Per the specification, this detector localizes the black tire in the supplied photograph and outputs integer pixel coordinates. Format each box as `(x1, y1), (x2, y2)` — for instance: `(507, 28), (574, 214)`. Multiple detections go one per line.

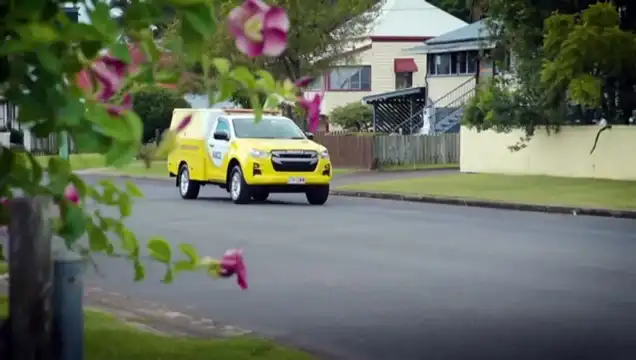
(229, 165), (251, 204)
(306, 185), (329, 205)
(251, 190), (270, 202)
(178, 163), (200, 200)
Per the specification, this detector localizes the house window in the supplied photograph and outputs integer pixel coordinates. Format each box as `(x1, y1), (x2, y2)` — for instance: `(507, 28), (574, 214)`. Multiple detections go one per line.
(428, 51), (480, 76)
(327, 66), (371, 91)
(307, 76), (325, 90)
(395, 72), (413, 89)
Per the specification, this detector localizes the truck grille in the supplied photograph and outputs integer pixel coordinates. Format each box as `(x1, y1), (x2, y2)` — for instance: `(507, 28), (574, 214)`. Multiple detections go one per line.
(271, 150), (318, 172)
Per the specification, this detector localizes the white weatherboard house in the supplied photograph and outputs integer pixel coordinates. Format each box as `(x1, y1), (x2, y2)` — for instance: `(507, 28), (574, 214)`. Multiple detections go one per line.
(304, 0), (467, 121)
(362, 18), (499, 134)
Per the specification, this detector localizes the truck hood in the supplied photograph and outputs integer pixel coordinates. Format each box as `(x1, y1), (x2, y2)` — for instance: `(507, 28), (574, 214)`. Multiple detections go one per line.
(235, 138), (324, 152)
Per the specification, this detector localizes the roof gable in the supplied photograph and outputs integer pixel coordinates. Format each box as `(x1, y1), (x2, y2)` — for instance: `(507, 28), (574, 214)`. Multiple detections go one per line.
(368, 0), (467, 38)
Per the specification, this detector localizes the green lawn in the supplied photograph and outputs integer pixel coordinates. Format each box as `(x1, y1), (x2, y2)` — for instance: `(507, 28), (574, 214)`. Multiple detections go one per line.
(35, 153), (107, 170)
(338, 173), (636, 210)
(0, 296), (312, 360)
(0, 262), (6, 275)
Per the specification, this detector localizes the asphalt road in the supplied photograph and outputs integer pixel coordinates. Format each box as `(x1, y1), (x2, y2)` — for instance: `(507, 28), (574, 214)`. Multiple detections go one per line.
(82, 175), (636, 360)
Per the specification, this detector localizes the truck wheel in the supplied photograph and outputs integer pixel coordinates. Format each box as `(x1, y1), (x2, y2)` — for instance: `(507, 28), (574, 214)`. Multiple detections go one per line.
(251, 190), (270, 202)
(178, 164), (200, 200)
(306, 185), (329, 205)
(229, 165), (251, 204)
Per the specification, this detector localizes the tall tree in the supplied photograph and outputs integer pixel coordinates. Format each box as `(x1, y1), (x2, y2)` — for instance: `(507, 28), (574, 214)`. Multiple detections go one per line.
(463, 0), (636, 146)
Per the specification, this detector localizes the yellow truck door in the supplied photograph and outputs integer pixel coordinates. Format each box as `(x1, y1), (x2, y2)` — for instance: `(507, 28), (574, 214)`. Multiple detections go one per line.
(206, 117), (231, 181)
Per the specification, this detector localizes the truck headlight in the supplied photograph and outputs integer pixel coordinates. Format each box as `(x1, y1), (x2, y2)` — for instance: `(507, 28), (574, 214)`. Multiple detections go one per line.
(250, 149), (269, 158)
(319, 149), (329, 159)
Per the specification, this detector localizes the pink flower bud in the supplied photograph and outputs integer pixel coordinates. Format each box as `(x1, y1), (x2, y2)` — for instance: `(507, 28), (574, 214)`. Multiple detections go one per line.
(64, 184), (80, 205)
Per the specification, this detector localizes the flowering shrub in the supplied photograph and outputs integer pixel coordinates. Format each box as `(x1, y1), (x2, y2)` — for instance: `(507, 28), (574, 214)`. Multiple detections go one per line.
(0, 0), (320, 289)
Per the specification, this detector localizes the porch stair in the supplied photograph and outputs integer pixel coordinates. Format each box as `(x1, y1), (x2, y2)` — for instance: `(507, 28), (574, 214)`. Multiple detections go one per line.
(417, 77), (476, 134)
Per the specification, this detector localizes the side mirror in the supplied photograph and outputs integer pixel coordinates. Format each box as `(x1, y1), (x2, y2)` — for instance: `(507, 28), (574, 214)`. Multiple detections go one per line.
(213, 131), (229, 141)
(304, 132), (314, 140)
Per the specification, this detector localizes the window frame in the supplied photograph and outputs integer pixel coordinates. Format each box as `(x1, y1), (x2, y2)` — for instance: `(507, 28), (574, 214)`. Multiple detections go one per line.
(395, 72), (413, 90)
(428, 50), (480, 76)
(326, 65), (372, 91)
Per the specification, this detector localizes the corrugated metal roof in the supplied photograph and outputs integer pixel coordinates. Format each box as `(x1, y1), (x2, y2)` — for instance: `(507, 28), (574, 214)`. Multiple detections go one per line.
(426, 19), (490, 44)
(403, 19), (494, 53)
(368, 0), (467, 37)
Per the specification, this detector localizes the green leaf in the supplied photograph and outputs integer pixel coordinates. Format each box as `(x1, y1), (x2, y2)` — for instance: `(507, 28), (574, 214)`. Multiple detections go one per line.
(250, 93), (264, 121)
(110, 43), (131, 64)
(57, 97), (85, 126)
(36, 47), (61, 73)
(118, 193), (132, 218)
(125, 180), (144, 198)
(58, 204), (88, 247)
(183, 5), (216, 37)
(256, 70), (276, 90)
(147, 236), (172, 264)
(179, 243), (199, 262)
(231, 66), (256, 88)
(85, 106), (134, 140)
(16, 23), (59, 43)
(47, 157), (71, 193)
(167, 0), (210, 5)
(104, 141), (137, 168)
(119, 228), (140, 257)
(162, 266), (175, 284)
(265, 94), (282, 109)
(88, 222), (109, 253)
(215, 78), (236, 103)
(122, 111), (143, 143)
(212, 58), (231, 74)
(99, 180), (119, 205)
(174, 260), (195, 272)
(0, 40), (34, 55)
(133, 259), (145, 281)
(89, 2), (118, 39)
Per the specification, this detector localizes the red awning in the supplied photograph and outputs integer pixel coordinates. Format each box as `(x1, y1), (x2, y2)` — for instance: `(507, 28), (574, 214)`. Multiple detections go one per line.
(394, 58), (418, 73)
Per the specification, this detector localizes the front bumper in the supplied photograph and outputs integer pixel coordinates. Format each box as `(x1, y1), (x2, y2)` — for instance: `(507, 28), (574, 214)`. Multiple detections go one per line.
(243, 157), (332, 185)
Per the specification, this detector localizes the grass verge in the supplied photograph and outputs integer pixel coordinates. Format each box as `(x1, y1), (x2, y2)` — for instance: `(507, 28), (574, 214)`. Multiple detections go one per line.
(35, 153), (107, 170)
(0, 262), (6, 275)
(377, 163), (459, 172)
(337, 173), (636, 210)
(0, 296), (312, 360)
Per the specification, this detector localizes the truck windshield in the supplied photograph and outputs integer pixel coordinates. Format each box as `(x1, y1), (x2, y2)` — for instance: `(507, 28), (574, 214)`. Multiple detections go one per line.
(232, 117), (307, 139)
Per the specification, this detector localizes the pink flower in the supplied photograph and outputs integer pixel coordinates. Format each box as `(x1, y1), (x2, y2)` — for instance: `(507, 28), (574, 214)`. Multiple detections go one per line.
(218, 249), (247, 290)
(228, 0), (289, 57)
(298, 93), (323, 132)
(294, 76), (314, 89)
(64, 184), (80, 205)
(176, 114), (192, 132)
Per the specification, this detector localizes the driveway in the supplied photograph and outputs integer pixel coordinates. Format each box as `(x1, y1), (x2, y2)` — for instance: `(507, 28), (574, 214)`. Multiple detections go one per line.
(82, 175), (636, 360)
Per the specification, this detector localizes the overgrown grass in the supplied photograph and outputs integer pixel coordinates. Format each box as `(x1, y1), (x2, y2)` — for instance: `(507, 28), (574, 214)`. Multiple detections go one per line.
(338, 173), (636, 210)
(0, 297), (313, 360)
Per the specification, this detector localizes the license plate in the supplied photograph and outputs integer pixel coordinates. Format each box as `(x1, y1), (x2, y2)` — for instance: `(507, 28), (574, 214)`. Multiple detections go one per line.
(287, 177), (306, 184)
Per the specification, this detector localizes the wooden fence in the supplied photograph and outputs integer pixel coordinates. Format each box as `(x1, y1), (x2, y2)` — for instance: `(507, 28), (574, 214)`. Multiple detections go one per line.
(314, 132), (375, 169)
(374, 133), (460, 166)
(314, 132), (460, 169)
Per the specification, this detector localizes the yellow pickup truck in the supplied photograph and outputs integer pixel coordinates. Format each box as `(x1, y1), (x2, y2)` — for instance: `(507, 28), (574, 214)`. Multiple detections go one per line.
(167, 108), (332, 205)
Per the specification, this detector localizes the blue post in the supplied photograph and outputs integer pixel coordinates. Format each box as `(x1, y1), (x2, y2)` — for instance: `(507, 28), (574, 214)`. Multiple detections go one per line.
(53, 245), (84, 360)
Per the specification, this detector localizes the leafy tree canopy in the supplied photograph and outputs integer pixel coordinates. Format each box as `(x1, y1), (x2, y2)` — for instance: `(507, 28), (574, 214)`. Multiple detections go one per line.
(463, 0), (636, 143)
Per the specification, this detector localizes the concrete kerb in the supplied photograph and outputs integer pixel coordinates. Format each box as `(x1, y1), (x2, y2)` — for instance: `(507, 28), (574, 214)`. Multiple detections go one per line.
(330, 190), (636, 220)
(77, 171), (636, 219)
